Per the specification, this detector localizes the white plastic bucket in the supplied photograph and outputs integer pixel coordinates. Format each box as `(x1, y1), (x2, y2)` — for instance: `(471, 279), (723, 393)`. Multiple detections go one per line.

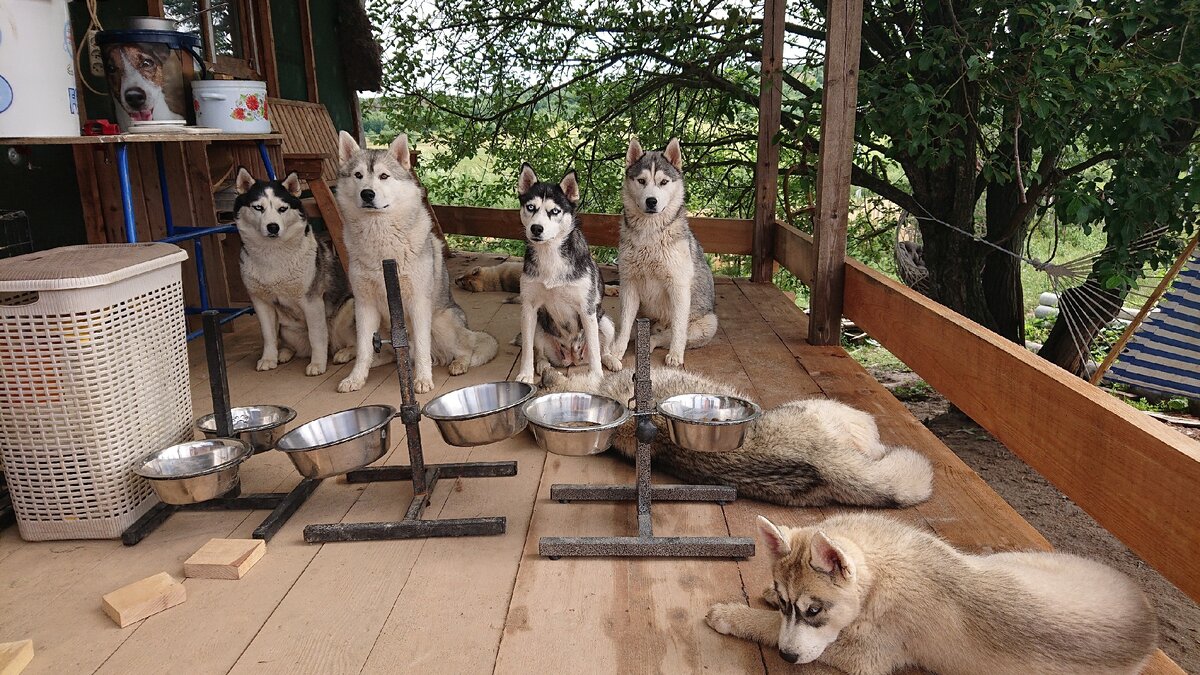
(0, 0), (80, 137)
(192, 80), (270, 133)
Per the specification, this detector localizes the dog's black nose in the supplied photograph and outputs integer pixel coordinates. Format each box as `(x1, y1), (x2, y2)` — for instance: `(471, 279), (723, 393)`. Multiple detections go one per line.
(645, 196), (658, 210)
(266, 223), (280, 236)
(779, 651), (801, 664)
(530, 224), (544, 238)
(124, 88), (147, 109)
(360, 188), (375, 203)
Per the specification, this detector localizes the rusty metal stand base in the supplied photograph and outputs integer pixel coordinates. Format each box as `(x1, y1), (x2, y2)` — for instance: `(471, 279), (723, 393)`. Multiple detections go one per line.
(302, 259), (514, 545)
(538, 320), (755, 560)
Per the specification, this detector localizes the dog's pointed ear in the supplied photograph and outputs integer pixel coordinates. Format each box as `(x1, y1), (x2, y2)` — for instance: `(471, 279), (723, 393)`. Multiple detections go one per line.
(560, 170), (580, 204)
(626, 136), (644, 167)
(664, 138), (683, 170)
(809, 531), (854, 580)
(756, 515), (791, 558)
(281, 172), (303, 198)
(518, 163), (538, 195)
(389, 133), (412, 171)
(235, 166), (255, 194)
(337, 130), (360, 164)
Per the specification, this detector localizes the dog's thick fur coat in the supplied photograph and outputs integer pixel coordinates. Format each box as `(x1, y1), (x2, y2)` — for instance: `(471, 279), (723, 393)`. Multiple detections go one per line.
(707, 513), (1158, 675)
(234, 168), (355, 376)
(541, 368), (932, 507)
(454, 261), (523, 294)
(609, 137), (718, 368)
(334, 131), (498, 393)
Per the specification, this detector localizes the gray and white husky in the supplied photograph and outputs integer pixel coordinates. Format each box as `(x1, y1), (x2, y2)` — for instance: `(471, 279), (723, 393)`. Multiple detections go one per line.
(233, 168), (356, 376)
(513, 164), (619, 383)
(541, 367), (932, 507)
(608, 137), (718, 368)
(708, 513), (1158, 675)
(334, 132), (498, 394)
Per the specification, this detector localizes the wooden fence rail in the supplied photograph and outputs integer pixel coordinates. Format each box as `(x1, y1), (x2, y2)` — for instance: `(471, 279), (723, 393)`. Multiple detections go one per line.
(773, 220), (1200, 603)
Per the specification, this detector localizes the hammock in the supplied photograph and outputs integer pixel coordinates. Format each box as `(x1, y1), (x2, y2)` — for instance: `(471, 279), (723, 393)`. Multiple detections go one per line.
(1101, 248), (1200, 400)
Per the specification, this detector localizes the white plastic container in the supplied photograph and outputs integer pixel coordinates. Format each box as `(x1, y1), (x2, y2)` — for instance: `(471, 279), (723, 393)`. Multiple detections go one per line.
(0, 0), (80, 137)
(0, 243), (191, 540)
(192, 80), (270, 133)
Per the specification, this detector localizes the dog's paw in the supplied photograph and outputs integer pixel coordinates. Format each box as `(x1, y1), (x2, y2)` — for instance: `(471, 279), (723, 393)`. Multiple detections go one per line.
(515, 371), (537, 386)
(503, 295), (521, 304)
(448, 359), (469, 376)
(540, 369), (567, 388)
(706, 604), (742, 636)
(332, 347), (355, 364)
(762, 586), (782, 609)
(337, 374), (365, 393)
(256, 357), (278, 372)
(305, 361), (327, 376)
(413, 376), (434, 394)
(603, 285), (619, 297)
(665, 351), (685, 367)
(602, 353), (623, 371)
(278, 348), (295, 364)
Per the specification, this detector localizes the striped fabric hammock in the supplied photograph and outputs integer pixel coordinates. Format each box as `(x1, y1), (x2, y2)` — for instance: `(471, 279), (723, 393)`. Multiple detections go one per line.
(1102, 248), (1200, 400)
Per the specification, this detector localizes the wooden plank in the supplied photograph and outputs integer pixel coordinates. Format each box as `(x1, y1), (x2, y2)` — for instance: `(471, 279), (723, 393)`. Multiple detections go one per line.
(0, 133), (281, 145)
(432, 204), (755, 255)
(101, 573), (187, 628)
(0, 640), (33, 675)
(183, 142), (234, 314)
(838, 256), (1200, 601)
(807, 0), (864, 345)
(253, 0), (280, 98)
(72, 146), (108, 244)
(773, 221), (815, 285)
(751, 0), (786, 282)
(183, 538), (266, 580)
(311, 179), (350, 274)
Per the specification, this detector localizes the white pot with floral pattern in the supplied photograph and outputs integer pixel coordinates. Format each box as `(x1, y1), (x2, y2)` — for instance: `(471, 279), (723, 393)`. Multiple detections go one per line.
(192, 80), (270, 133)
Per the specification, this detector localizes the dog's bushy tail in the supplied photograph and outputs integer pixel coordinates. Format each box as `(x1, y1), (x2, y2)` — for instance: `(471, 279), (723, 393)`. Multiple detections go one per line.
(859, 445), (934, 507)
(470, 330), (499, 367)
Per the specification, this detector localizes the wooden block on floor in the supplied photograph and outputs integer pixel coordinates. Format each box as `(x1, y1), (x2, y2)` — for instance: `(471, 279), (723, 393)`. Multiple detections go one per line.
(0, 640), (33, 675)
(102, 573), (187, 628)
(184, 538), (266, 580)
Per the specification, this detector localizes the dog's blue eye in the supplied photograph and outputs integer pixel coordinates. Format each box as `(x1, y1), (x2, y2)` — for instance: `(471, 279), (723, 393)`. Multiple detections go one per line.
(525, 204), (536, 212)
(253, 205), (264, 212)
(277, 206), (288, 213)
(805, 605), (821, 618)
(550, 208), (560, 216)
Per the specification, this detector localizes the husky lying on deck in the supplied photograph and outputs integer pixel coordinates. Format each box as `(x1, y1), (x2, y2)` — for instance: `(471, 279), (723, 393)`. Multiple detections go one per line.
(540, 367), (933, 508)
(707, 513), (1157, 675)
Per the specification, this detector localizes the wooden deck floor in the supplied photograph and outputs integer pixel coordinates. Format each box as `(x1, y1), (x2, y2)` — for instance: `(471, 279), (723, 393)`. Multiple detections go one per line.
(0, 252), (1182, 674)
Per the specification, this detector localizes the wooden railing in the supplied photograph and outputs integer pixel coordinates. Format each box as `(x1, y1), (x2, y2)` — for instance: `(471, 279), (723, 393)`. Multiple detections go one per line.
(431, 205), (754, 255)
(773, 220), (1200, 603)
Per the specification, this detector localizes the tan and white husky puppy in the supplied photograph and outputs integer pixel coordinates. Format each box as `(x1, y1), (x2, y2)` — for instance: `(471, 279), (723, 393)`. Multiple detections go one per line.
(334, 131), (498, 393)
(514, 164), (619, 383)
(608, 137), (718, 368)
(707, 513), (1158, 675)
(233, 168), (355, 376)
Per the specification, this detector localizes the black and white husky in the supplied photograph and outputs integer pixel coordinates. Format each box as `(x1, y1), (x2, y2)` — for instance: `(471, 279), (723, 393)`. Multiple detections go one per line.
(608, 137), (718, 368)
(233, 168), (356, 376)
(513, 164), (619, 384)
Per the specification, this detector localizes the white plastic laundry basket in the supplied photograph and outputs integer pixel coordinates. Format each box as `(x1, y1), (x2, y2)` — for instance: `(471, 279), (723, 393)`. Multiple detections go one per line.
(0, 243), (190, 540)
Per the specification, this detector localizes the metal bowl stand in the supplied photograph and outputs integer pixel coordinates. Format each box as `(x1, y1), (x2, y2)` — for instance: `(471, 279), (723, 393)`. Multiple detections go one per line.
(120, 311), (321, 546)
(538, 318), (756, 559)
(302, 259), (517, 543)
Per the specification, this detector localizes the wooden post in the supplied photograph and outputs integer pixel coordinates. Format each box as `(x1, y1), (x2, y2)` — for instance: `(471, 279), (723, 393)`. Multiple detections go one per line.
(298, 0), (320, 103)
(751, 0), (786, 283)
(807, 0), (864, 345)
(253, 0), (280, 98)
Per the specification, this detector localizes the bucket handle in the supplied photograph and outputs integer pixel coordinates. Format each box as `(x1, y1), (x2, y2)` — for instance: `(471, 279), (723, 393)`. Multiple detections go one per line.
(197, 93), (229, 101)
(185, 46), (210, 79)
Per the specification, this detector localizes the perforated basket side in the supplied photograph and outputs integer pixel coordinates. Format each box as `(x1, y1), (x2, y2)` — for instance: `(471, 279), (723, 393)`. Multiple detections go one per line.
(0, 263), (191, 540)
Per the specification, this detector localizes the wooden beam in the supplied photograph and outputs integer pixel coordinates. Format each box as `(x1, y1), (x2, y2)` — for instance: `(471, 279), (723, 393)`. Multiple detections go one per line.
(808, 0), (864, 345)
(431, 205), (754, 255)
(298, 0), (319, 103)
(253, 0), (280, 98)
(751, 0), (786, 282)
(773, 221), (815, 286)
(773, 224), (1200, 601)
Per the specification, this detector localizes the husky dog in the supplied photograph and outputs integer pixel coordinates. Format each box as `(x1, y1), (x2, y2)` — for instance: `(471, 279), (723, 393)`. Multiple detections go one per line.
(540, 368), (932, 507)
(608, 137), (718, 368)
(707, 513), (1158, 675)
(454, 261), (523, 294)
(514, 164), (619, 382)
(334, 132), (498, 393)
(233, 168), (356, 376)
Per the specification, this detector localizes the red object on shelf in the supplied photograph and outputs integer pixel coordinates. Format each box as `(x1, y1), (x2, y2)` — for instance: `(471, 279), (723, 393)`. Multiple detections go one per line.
(81, 120), (122, 136)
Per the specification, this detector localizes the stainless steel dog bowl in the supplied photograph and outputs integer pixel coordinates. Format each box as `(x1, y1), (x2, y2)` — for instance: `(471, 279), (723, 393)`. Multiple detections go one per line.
(196, 405), (297, 454)
(657, 393), (762, 453)
(134, 438), (253, 505)
(276, 405), (395, 479)
(422, 381), (537, 446)
(522, 392), (630, 456)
